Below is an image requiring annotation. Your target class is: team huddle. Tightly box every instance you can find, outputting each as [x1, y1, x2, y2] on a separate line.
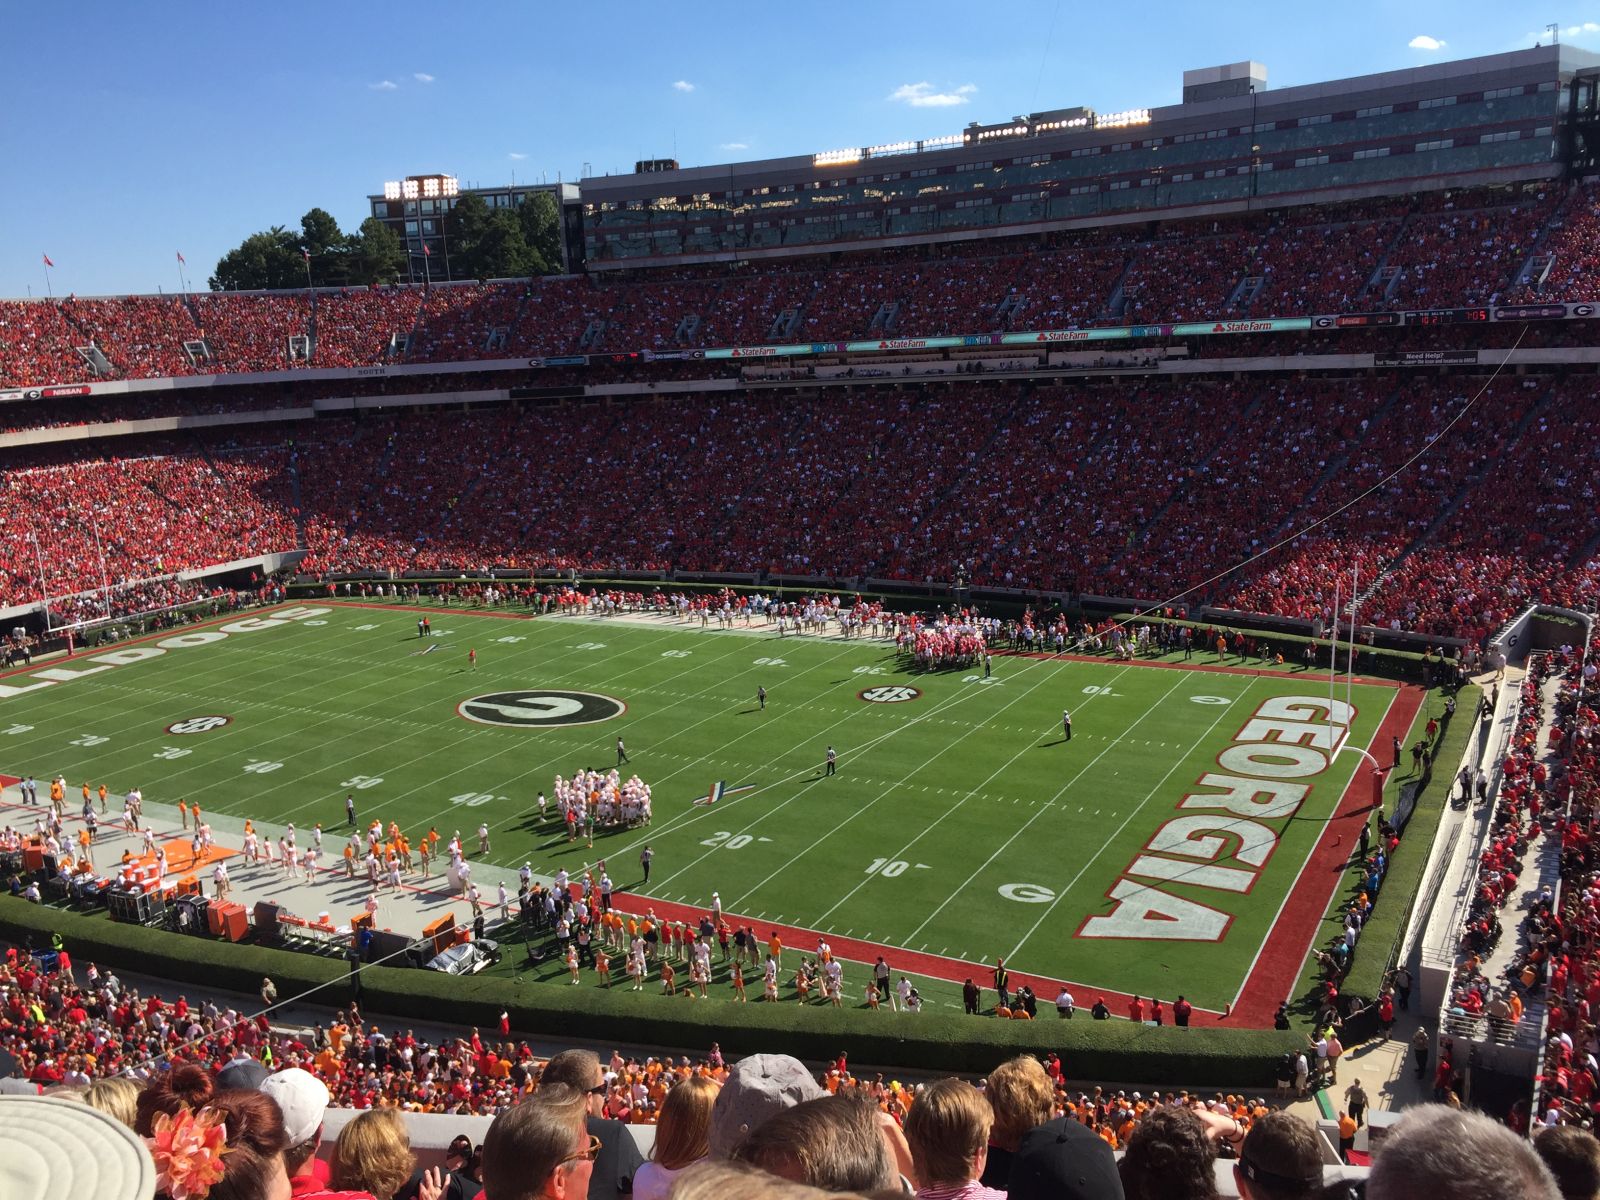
[543, 769, 654, 842]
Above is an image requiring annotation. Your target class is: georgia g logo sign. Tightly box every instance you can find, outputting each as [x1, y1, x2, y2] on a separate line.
[456, 690, 626, 728]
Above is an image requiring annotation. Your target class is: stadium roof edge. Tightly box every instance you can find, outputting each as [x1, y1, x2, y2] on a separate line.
[579, 44, 1599, 193]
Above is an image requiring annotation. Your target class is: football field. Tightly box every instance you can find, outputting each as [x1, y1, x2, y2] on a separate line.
[0, 600, 1419, 1017]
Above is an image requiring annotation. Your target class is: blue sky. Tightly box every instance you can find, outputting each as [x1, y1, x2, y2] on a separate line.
[4, 1, 1595, 297]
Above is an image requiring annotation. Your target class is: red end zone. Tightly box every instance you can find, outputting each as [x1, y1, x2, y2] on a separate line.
[1225, 683, 1424, 1024]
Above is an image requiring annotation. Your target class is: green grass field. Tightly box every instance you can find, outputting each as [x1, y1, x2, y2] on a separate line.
[0, 600, 1406, 1013]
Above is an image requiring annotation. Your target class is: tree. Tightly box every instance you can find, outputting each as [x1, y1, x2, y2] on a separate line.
[208, 226, 305, 291]
[351, 217, 406, 286]
[300, 208, 344, 257]
[474, 209, 540, 279]
[517, 192, 562, 274]
[444, 194, 492, 278]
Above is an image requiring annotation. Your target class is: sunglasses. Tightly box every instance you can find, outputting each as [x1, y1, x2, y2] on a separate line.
[560, 1135, 603, 1167]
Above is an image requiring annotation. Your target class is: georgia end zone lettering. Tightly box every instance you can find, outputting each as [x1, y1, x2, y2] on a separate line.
[1077, 695, 1356, 942]
[0, 607, 332, 700]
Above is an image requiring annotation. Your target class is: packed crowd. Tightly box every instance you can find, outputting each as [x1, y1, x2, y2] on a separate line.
[1529, 636, 1600, 1128]
[4, 361, 1599, 641]
[1446, 658, 1550, 1037]
[3, 933, 1594, 1200]
[0, 441, 297, 614]
[3, 182, 1589, 389]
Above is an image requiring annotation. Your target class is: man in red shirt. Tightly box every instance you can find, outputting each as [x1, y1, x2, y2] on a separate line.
[267, 1068, 379, 1200]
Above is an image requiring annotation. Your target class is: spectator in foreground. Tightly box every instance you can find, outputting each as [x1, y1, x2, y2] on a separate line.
[1366, 1104, 1560, 1200]
[259, 1067, 334, 1196]
[440, 1135, 480, 1200]
[538, 1049, 646, 1197]
[666, 1159, 870, 1199]
[1233, 1111, 1322, 1200]
[979, 1055, 1056, 1191]
[169, 1087, 293, 1200]
[82, 1075, 141, 1129]
[634, 1075, 718, 1200]
[482, 1083, 594, 1200]
[332, 1106, 442, 1200]
[730, 1093, 898, 1193]
[1536, 1126, 1600, 1200]
[1119, 1106, 1218, 1200]
[903, 1078, 1005, 1200]
[707, 1053, 826, 1159]
[1005, 1114, 1125, 1200]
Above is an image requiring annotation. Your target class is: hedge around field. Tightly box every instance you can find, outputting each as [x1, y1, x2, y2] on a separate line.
[1345, 686, 1482, 999]
[0, 899, 1300, 1086]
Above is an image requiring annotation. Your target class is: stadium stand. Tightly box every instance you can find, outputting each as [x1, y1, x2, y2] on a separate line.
[3, 353, 1599, 640]
[3, 183, 1584, 390]
[0, 443, 297, 612]
[0, 945, 1290, 1144]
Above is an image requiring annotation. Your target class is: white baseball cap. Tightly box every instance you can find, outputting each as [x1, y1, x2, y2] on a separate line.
[259, 1067, 330, 1147]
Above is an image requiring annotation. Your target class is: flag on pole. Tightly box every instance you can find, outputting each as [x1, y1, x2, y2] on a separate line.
[302, 249, 311, 261]
[41, 253, 54, 268]
[422, 244, 431, 257]
[176, 251, 185, 265]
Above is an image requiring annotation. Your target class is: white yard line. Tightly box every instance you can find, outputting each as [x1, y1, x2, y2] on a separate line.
[899, 669, 1195, 944]
[638, 655, 1073, 896]
[724, 660, 1139, 919]
[1000, 676, 1264, 963]
[266, 628, 772, 826]
[45, 618, 641, 796]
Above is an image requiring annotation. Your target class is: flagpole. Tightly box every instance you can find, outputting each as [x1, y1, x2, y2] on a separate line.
[177, 252, 188, 295]
[88, 509, 113, 620]
[28, 532, 52, 632]
[42, 259, 53, 300]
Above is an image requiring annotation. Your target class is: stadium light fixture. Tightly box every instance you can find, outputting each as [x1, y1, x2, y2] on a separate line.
[422, 177, 441, 197]
[813, 148, 862, 167]
[442, 177, 460, 197]
[1096, 108, 1152, 129]
[383, 181, 402, 200]
[402, 179, 420, 199]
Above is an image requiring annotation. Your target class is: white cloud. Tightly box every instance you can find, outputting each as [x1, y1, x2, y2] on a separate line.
[1407, 35, 1446, 50]
[720, 141, 749, 151]
[369, 79, 398, 90]
[1566, 22, 1600, 35]
[413, 72, 435, 84]
[888, 81, 977, 108]
[508, 152, 528, 160]
[672, 80, 695, 93]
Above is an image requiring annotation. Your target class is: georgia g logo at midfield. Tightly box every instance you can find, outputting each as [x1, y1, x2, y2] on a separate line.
[456, 690, 626, 728]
